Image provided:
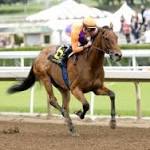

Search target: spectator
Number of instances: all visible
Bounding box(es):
[141,5,146,25]
[122,21,131,43]
[131,14,141,43]
[120,15,125,33]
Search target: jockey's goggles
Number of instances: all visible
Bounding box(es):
[86,27,97,32]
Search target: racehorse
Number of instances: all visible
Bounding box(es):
[8,26,122,136]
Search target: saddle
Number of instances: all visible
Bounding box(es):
[48,45,77,89]
[48,44,78,66]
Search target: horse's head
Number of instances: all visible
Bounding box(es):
[94,26,122,62]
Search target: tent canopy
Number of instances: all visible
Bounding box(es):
[26,0,112,22]
[113,2,135,23]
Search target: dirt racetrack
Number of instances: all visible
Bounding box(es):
[0,115,150,150]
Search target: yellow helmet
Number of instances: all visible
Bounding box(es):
[83,16,96,28]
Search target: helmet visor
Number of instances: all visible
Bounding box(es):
[86,27,97,32]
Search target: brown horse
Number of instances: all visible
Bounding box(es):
[8,26,122,136]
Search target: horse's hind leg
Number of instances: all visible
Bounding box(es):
[71,87,89,119]
[94,86,116,129]
[40,75,62,113]
[58,88,78,136]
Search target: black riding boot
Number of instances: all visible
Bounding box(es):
[60,45,72,66]
[60,45,72,88]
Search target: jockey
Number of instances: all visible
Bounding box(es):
[71,16,98,54]
[51,16,98,65]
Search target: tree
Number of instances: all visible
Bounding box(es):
[125,0,135,5]
[92,0,117,7]
[0,0,4,4]
[0,0,27,4]
[102,0,110,5]
[74,0,81,3]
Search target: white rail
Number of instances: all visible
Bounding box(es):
[1,50,150,58]
[0,50,150,119]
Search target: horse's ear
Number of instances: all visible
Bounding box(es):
[98,27,103,32]
[99,27,105,35]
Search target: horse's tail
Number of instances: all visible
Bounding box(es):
[8,66,36,94]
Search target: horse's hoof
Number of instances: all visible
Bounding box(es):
[110,120,116,129]
[75,110,82,118]
[80,114,85,119]
[68,127,79,137]
[69,131,80,137]
[75,110,85,119]
[61,109,65,117]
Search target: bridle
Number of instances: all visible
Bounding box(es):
[92,45,110,54]
[90,27,114,55]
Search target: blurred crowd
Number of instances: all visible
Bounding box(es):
[0,36,11,48]
[120,5,150,44]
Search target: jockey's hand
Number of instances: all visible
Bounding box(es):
[84,41,92,49]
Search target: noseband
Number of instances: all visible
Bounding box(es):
[90,27,113,55]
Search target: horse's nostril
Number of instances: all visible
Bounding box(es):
[115,53,122,58]
[115,53,119,56]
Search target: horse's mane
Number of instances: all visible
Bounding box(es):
[102,25,111,30]
[92,26,111,45]
[97,26,112,37]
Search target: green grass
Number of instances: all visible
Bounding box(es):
[1,81,150,117]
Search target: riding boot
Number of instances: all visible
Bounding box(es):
[60,45,72,88]
[60,45,72,66]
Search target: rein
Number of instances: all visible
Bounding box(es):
[92,45,108,54]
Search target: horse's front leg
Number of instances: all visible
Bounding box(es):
[94,86,116,129]
[71,87,89,119]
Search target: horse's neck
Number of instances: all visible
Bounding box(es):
[88,47,104,69]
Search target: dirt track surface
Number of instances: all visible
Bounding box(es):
[0,115,150,150]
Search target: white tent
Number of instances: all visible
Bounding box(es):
[26,0,79,21]
[26,0,112,24]
[111,2,136,32]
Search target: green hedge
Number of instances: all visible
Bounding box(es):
[0,44,150,51]
[0,46,43,51]
[120,44,150,49]
[0,3,42,14]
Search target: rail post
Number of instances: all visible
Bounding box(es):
[134,82,142,120]
[30,86,35,114]
[90,92,95,117]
